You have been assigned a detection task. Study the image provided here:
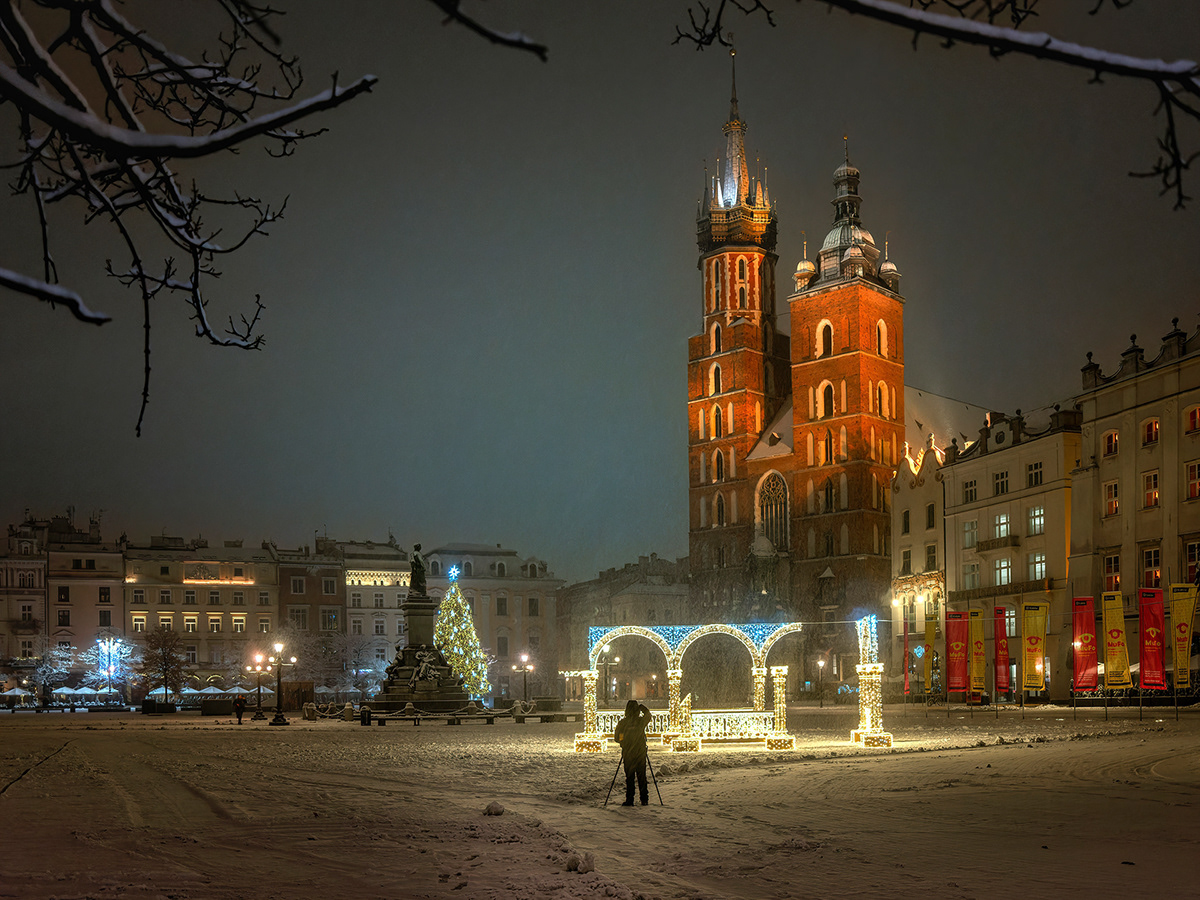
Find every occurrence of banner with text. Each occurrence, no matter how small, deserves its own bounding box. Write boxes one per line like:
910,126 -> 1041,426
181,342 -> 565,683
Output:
1072,597 -> 1098,690
970,610 -> 987,693
946,611 -> 968,692
1022,601 -> 1050,691
1138,588 -> 1167,690
924,621 -> 936,693
1102,592 -> 1132,688
994,607 -> 1010,694
1169,584 -> 1197,690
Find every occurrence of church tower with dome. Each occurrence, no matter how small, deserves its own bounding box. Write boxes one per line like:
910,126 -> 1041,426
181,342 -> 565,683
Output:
687,74 -> 905,632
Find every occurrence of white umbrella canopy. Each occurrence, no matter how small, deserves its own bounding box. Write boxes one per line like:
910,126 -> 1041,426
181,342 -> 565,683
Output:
53,686 -> 78,695
199,686 -> 226,695
180,685 -> 203,694
2,687 -> 32,696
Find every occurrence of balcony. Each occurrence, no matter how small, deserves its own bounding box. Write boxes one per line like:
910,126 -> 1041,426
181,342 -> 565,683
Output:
948,578 -> 1050,604
975,534 -> 1021,553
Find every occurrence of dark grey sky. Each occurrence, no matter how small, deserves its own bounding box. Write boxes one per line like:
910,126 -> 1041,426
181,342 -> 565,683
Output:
2,2 -> 1197,583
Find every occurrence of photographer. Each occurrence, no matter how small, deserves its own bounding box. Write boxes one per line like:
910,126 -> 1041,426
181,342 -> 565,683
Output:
614,700 -> 651,807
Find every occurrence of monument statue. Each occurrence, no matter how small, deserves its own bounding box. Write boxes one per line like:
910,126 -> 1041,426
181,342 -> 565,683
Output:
409,543 -> 426,596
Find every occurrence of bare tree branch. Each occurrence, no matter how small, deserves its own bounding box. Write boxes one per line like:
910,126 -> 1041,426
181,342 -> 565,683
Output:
427,0 -> 549,61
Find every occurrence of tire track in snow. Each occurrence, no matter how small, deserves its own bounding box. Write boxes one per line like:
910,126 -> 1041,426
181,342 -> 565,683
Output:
0,739 -> 75,796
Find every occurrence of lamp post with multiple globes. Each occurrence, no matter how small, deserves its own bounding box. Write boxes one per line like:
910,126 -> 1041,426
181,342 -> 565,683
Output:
817,659 -> 826,709
511,653 -> 534,702
245,652 -> 271,721
598,644 -> 620,707
268,642 -> 297,726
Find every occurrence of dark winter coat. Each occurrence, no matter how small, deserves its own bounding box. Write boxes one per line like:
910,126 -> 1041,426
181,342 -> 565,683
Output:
614,702 -> 650,763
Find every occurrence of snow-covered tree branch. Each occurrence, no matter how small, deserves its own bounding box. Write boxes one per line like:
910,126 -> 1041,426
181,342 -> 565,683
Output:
675,0 -> 1200,208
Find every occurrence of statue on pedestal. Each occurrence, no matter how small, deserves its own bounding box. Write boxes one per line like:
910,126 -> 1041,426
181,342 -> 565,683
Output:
409,543 -> 427,597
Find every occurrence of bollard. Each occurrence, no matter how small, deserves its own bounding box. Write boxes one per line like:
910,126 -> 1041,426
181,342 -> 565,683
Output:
360,706 -> 372,726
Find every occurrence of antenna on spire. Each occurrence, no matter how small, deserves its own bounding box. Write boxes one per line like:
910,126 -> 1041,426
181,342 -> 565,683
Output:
802,230 -> 808,260
884,230 -> 891,260
728,42 -> 739,120
843,133 -> 850,164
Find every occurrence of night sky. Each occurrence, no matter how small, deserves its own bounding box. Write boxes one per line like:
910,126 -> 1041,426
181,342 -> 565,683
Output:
2,2 -> 1197,584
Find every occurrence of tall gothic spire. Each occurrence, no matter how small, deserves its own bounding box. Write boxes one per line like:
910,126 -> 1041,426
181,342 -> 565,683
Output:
722,47 -> 750,208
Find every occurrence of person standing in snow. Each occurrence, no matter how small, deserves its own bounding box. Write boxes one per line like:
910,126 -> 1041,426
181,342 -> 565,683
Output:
614,700 -> 651,806
233,694 -> 246,725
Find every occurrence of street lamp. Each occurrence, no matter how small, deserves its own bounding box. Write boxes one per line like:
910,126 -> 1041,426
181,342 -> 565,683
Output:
511,653 -> 534,702
598,644 -> 620,707
817,659 -> 826,709
245,652 -> 272,721
268,641 -> 297,727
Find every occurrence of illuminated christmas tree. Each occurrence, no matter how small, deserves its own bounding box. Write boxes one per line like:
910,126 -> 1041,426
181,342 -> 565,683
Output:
433,566 -> 491,696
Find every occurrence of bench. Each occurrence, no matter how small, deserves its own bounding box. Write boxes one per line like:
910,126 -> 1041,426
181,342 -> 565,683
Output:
373,714 -> 497,726
514,712 -> 583,724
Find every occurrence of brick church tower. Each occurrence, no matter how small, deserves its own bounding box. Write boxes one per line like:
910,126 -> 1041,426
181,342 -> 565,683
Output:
687,54 -> 789,611
687,67 -> 905,628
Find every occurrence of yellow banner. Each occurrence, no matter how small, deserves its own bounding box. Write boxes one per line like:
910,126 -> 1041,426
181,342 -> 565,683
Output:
1169,584 -> 1197,690
1022,602 -> 1049,691
969,610 -> 986,693
1102,591 -> 1132,689
924,621 -> 936,692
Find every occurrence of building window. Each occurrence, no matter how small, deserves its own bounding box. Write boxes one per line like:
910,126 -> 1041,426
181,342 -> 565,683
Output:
258,591 -> 270,606
258,619 -> 271,633
496,636 -> 509,658
900,549 -> 912,576
374,620 -> 385,636
925,503 -> 935,530
924,544 -> 937,572
1143,419 -> 1159,445
184,590 -> 196,605
232,591 -> 245,606
901,509 -> 910,535
209,617 -> 222,633
132,615 -> 146,633
321,609 -> 339,631
431,560 -> 441,576
290,576 -> 305,594
759,472 -> 788,551
1143,547 -> 1161,588
158,589 -> 171,605
1027,461 -> 1043,488
1104,554 -> 1121,592
374,592 -> 384,608
209,590 -> 220,605
186,645 -> 198,665
963,520 -> 978,548
158,616 -> 172,631
993,471 -> 1009,496
1028,506 -> 1045,536
185,616 -> 198,633
994,513 -> 1010,539
323,577 -> 336,595
19,640 -> 34,657
963,480 -> 977,503
497,596 -> 508,616
1104,430 -> 1119,456
98,609 -> 111,627
1104,481 -> 1119,517
714,449 -> 724,481
99,586 -> 110,604
1188,462 -> 1200,500
232,617 -> 246,633
72,559 -> 82,570
58,610 -> 70,626
528,596 -> 539,617
233,567 -> 244,578
288,608 -> 308,630
963,563 -> 980,590
1187,541 -> 1200,584
1028,552 -> 1047,581
1189,408 -> 1200,433
994,558 -> 1012,587
351,619 -> 363,636
58,586 -> 70,603
20,604 -> 32,622
351,592 -> 362,608
375,648 -> 387,663
133,588 -> 145,605
1144,471 -> 1160,508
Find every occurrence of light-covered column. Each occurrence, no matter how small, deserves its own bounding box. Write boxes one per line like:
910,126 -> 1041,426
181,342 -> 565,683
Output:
572,670 -> 605,752
667,668 -> 683,733
770,666 -> 788,732
851,615 -> 892,748
752,666 -> 768,712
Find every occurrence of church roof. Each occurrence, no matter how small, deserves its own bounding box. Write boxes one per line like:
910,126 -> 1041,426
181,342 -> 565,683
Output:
904,387 -> 991,450
746,400 -> 795,460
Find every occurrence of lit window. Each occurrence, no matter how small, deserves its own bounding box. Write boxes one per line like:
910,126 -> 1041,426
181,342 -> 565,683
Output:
258,619 -> 271,633
132,615 -> 146,633
1144,472 -> 1160,508
1189,462 -> 1200,500
232,617 -> 246,633
1104,431 -> 1119,456
1027,461 -> 1043,488
993,471 -> 1009,496
1143,547 -> 1161,588
209,618 -> 222,633
158,616 -> 172,630
1143,419 -> 1159,445
1190,408 -> 1200,433
994,558 -> 1012,587
185,617 -> 198,633
1104,554 -> 1120,592
1028,506 -> 1045,536
321,609 -> 339,631
994,513 -> 1010,539
1028,552 -> 1046,581
1104,481 -> 1119,517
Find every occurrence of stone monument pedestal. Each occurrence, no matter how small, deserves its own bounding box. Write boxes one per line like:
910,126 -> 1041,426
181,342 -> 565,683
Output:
367,589 -> 470,713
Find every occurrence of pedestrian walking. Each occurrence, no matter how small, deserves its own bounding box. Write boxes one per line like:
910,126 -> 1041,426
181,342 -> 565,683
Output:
614,699 -> 651,806
233,694 -> 246,725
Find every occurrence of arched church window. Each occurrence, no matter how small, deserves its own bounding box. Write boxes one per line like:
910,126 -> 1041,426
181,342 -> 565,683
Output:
822,384 -> 834,419
715,494 -> 727,528
711,405 -> 722,439
877,320 -> 888,357
759,473 -> 788,551
738,258 -> 746,280
738,286 -> 746,309
714,450 -> 725,482
824,532 -> 834,557
823,479 -> 835,512
822,430 -> 833,465
711,323 -> 721,354
430,560 -> 441,576
821,323 -> 832,357
710,364 -> 721,396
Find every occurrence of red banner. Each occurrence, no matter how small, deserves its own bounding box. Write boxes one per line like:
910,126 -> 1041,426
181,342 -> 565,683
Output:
994,607 -> 1010,693
946,611 -> 969,692
1138,588 -> 1167,690
1072,597 -> 1098,690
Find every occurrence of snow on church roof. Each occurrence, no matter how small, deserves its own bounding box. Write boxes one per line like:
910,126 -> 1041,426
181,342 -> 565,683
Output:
746,400 -> 794,460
